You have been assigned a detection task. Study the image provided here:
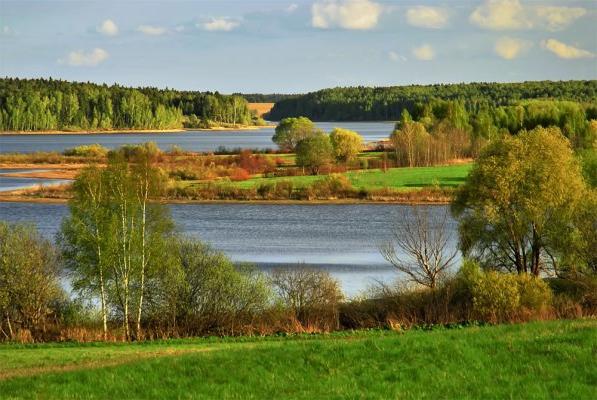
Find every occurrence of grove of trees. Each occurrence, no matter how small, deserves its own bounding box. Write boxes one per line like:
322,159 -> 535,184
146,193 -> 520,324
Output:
268,80 -> 597,122
0,78 -> 256,131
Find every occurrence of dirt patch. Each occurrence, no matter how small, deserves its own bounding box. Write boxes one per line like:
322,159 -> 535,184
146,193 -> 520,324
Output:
0,347 -> 216,381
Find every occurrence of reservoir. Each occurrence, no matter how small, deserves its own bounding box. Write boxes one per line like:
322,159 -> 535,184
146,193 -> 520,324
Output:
0,122 -> 395,153
0,202 -> 458,296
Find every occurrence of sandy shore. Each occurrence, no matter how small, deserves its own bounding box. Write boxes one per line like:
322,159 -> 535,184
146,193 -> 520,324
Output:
0,125 -> 275,135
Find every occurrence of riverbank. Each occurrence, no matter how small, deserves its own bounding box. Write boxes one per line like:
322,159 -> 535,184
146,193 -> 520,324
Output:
0,125 -> 274,135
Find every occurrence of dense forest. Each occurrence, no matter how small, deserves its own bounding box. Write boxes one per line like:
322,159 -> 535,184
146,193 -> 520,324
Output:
0,78 -> 257,132
239,93 -> 296,103
267,80 -> 597,121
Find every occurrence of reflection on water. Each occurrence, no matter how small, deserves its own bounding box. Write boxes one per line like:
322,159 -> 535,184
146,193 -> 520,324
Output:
0,176 -> 70,192
0,202 -> 457,296
0,122 -> 395,154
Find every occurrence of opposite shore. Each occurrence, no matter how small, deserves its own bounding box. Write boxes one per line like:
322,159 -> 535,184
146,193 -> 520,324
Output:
0,125 -> 275,135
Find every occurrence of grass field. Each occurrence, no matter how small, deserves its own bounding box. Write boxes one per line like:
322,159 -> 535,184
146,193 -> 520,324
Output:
0,319 -> 594,399
198,164 -> 473,191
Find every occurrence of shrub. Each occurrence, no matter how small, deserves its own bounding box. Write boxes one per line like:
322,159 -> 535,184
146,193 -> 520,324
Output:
470,271 -> 520,322
310,174 -> 354,198
270,266 -> 344,331
63,144 -> 108,158
516,274 -> 552,312
230,167 -> 250,181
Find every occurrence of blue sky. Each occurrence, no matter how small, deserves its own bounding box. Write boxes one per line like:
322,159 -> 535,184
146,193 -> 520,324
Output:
1,0 -> 595,93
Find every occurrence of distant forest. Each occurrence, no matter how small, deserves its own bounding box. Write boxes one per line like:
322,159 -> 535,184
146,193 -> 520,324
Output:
267,80 -> 597,120
0,78 -> 257,132
239,93 -> 297,103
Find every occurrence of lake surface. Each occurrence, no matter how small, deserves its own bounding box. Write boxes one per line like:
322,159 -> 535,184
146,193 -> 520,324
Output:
0,122 -> 395,154
0,202 -> 457,296
0,169 -> 71,192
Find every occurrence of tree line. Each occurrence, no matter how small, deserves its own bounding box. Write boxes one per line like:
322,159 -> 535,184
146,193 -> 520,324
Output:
0,78 -> 257,131
267,80 -> 597,127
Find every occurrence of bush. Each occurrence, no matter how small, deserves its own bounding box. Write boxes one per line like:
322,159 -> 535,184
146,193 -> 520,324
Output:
459,262 -> 553,323
230,167 -> 250,181
63,144 -> 108,158
151,238 -> 271,336
471,271 -> 521,322
270,266 -> 344,331
310,174 -> 354,198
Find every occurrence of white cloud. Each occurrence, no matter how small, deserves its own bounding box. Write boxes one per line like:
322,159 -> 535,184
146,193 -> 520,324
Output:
541,39 -> 594,59
494,37 -> 531,59
286,4 -> 299,13
97,19 -> 118,36
406,6 -> 449,29
535,6 -> 586,31
199,18 -> 240,32
311,0 -> 383,30
59,48 -> 109,67
470,1 -> 588,31
412,44 -> 434,61
137,25 -> 167,35
470,0 -> 531,30
388,51 -> 406,62
2,26 -> 14,36
174,25 -> 185,32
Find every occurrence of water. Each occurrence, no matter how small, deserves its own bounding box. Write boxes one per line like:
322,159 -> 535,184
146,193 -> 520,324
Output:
0,202 -> 457,296
0,122 -> 395,154
0,169 -> 71,192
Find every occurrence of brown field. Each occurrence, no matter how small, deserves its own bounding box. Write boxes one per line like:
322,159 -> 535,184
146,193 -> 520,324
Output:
248,103 -> 275,117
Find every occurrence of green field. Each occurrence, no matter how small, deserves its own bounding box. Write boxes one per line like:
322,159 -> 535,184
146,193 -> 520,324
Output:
193,164 -> 473,191
0,319 -> 594,399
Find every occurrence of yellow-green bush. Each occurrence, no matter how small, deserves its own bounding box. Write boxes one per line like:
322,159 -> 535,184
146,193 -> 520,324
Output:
471,271 -> 521,322
464,263 -> 554,323
516,273 -> 552,311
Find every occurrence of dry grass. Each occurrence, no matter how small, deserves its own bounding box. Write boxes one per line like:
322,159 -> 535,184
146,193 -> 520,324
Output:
248,103 -> 275,117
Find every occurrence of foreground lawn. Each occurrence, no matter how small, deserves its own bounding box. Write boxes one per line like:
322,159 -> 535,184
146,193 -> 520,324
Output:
0,319 -> 594,399
195,163 -> 472,191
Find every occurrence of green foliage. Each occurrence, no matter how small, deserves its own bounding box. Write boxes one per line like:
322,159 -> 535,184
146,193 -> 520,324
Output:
160,238 -> 271,335
329,128 -> 363,162
269,82 -> 596,150
0,78 -> 255,131
272,117 -> 319,151
0,222 -> 62,339
63,144 -> 108,158
578,148 -> 597,187
59,149 -> 175,340
452,127 -> 589,275
295,133 -> 334,174
459,263 -> 552,322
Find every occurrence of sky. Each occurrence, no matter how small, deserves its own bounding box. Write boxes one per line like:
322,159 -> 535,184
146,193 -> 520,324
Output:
0,0 -> 596,93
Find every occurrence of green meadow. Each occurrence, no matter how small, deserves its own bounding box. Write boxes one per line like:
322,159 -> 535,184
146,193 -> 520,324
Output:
0,319 -> 594,399
191,163 -> 472,191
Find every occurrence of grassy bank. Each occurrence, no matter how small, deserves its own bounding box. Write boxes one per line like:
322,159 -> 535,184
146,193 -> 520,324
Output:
213,164 -> 472,191
0,319 -> 594,399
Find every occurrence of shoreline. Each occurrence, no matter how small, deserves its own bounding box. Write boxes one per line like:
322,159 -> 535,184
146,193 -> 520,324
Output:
0,193 -> 450,206
0,125 -> 275,136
